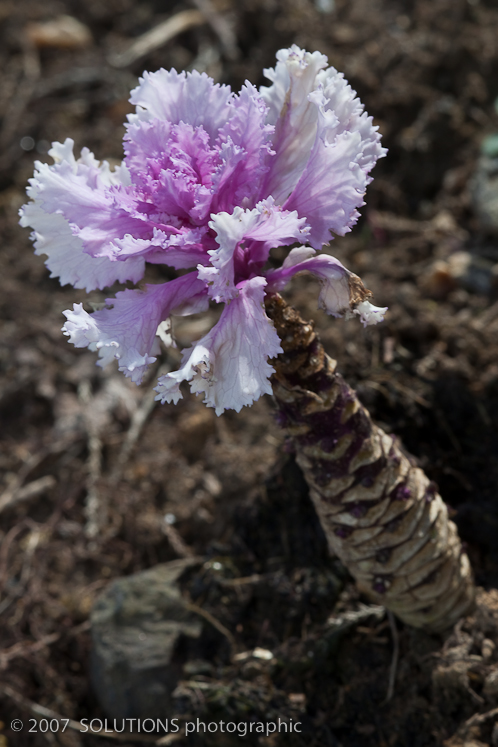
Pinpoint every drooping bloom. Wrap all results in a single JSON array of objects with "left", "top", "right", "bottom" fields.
[{"left": 20, "top": 45, "right": 386, "bottom": 415}]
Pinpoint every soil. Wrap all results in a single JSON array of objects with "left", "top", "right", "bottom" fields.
[{"left": 1, "top": 0, "right": 498, "bottom": 745}]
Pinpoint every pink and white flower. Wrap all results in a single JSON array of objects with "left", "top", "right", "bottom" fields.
[{"left": 20, "top": 45, "right": 386, "bottom": 414}]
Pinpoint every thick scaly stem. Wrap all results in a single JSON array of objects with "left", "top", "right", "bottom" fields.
[{"left": 266, "top": 294, "right": 475, "bottom": 633}]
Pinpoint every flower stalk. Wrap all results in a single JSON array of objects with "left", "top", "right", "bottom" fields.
[{"left": 266, "top": 293, "right": 475, "bottom": 633}]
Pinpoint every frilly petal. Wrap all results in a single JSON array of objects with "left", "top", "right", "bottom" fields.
[
  {"left": 62, "top": 273, "right": 207, "bottom": 383},
  {"left": 284, "top": 129, "right": 368, "bottom": 247},
  {"left": 261, "top": 45, "right": 386, "bottom": 246},
  {"left": 128, "top": 69, "right": 233, "bottom": 141},
  {"left": 25, "top": 139, "right": 151, "bottom": 260},
  {"left": 198, "top": 198, "right": 309, "bottom": 303},
  {"left": 260, "top": 45, "right": 329, "bottom": 202},
  {"left": 213, "top": 82, "right": 274, "bottom": 212},
  {"left": 19, "top": 139, "right": 144, "bottom": 291},
  {"left": 283, "top": 75, "right": 386, "bottom": 245},
  {"left": 351, "top": 299, "right": 388, "bottom": 327},
  {"left": 123, "top": 118, "right": 172, "bottom": 176},
  {"left": 19, "top": 202, "right": 145, "bottom": 292},
  {"left": 111, "top": 226, "right": 207, "bottom": 269},
  {"left": 154, "top": 277, "right": 283, "bottom": 415},
  {"left": 316, "top": 66, "right": 387, "bottom": 176},
  {"left": 266, "top": 248, "right": 387, "bottom": 324}
]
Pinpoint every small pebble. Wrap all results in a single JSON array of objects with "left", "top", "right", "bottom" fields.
[{"left": 482, "top": 638, "right": 495, "bottom": 661}]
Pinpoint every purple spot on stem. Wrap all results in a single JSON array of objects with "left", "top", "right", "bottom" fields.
[
  {"left": 393, "top": 484, "right": 411, "bottom": 501},
  {"left": 321, "top": 436, "right": 339, "bottom": 451},
  {"left": 283, "top": 439, "right": 295, "bottom": 454},
  {"left": 274, "top": 411, "right": 289, "bottom": 428},
  {"left": 334, "top": 525, "right": 353, "bottom": 539},
  {"left": 424, "top": 481, "right": 438, "bottom": 502},
  {"left": 349, "top": 502, "right": 367, "bottom": 519},
  {"left": 373, "top": 579, "right": 386, "bottom": 594},
  {"left": 376, "top": 547, "right": 392, "bottom": 564}
]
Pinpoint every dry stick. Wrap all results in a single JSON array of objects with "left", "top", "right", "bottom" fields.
[
  {"left": 108, "top": 10, "right": 205, "bottom": 68},
  {"left": 0, "top": 438, "right": 75, "bottom": 514},
  {"left": 266, "top": 294, "right": 475, "bottom": 633},
  {"left": 0, "top": 476, "right": 56, "bottom": 515},
  {"left": 78, "top": 380, "right": 104, "bottom": 539},
  {"left": 191, "top": 0, "right": 240, "bottom": 60},
  {"left": 326, "top": 604, "right": 385, "bottom": 635},
  {"left": 185, "top": 601, "right": 236, "bottom": 655},
  {"left": 109, "top": 365, "right": 169, "bottom": 487},
  {"left": 0, "top": 621, "right": 90, "bottom": 669},
  {"left": 162, "top": 521, "right": 196, "bottom": 559},
  {"left": 384, "top": 611, "right": 399, "bottom": 702},
  {"left": 456, "top": 706, "right": 498, "bottom": 739}
]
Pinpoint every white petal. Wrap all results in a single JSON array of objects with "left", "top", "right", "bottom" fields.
[
  {"left": 261, "top": 45, "right": 329, "bottom": 202},
  {"left": 261, "top": 46, "right": 386, "bottom": 246},
  {"left": 20, "top": 197, "right": 144, "bottom": 293},
  {"left": 155, "top": 277, "right": 282, "bottom": 415},
  {"left": 351, "top": 300, "right": 388, "bottom": 327},
  {"left": 317, "top": 66, "right": 387, "bottom": 176}
]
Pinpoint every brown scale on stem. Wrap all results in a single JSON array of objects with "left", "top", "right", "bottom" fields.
[{"left": 266, "top": 293, "right": 475, "bottom": 633}]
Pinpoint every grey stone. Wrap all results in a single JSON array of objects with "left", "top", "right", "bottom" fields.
[
  {"left": 90, "top": 558, "right": 202, "bottom": 721},
  {"left": 470, "top": 156, "right": 498, "bottom": 233}
]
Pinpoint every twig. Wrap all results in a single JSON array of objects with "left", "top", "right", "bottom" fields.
[
  {"left": 0, "top": 633, "right": 60, "bottom": 669},
  {"left": 0, "top": 520, "right": 33, "bottom": 590},
  {"left": 108, "top": 10, "right": 205, "bottom": 68},
  {"left": 109, "top": 365, "right": 168, "bottom": 486},
  {"left": 0, "top": 621, "right": 90, "bottom": 669},
  {"left": 435, "top": 406, "right": 462, "bottom": 453},
  {"left": 326, "top": 604, "right": 385, "bottom": 634},
  {"left": 217, "top": 573, "right": 262, "bottom": 587},
  {"left": 156, "top": 734, "right": 185, "bottom": 746},
  {"left": 384, "top": 611, "right": 399, "bottom": 703},
  {"left": 162, "top": 522, "right": 196, "bottom": 559},
  {"left": 0, "top": 476, "right": 56, "bottom": 514},
  {"left": 190, "top": 0, "right": 239, "bottom": 60},
  {"left": 388, "top": 379, "right": 430, "bottom": 408},
  {"left": 185, "top": 601, "right": 236, "bottom": 653},
  {"left": 0, "top": 438, "right": 77, "bottom": 513},
  {"left": 78, "top": 381, "right": 104, "bottom": 539},
  {"left": 455, "top": 706, "right": 498, "bottom": 740}
]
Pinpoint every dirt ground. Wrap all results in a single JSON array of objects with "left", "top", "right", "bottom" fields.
[{"left": 2, "top": 0, "right": 498, "bottom": 745}]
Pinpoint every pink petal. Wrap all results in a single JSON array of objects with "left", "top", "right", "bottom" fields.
[{"left": 129, "top": 69, "right": 233, "bottom": 141}]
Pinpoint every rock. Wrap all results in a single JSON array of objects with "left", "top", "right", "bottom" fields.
[
  {"left": 422, "top": 251, "right": 498, "bottom": 297},
  {"left": 484, "top": 669, "right": 498, "bottom": 697},
  {"left": 90, "top": 558, "right": 202, "bottom": 721},
  {"left": 482, "top": 638, "right": 495, "bottom": 661},
  {"left": 470, "top": 156, "right": 498, "bottom": 233}
]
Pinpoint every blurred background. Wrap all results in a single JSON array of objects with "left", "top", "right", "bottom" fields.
[{"left": 2, "top": 0, "right": 498, "bottom": 745}]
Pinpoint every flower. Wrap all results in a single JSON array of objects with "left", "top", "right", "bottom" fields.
[{"left": 20, "top": 45, "right": 387, "bottom": 415}]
